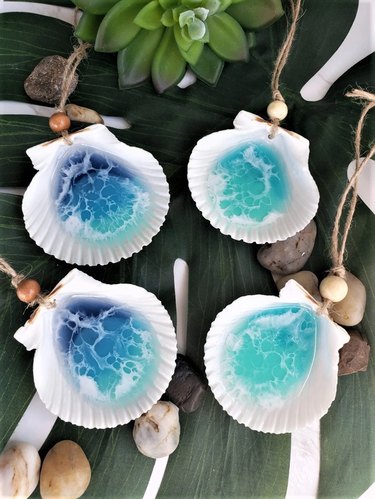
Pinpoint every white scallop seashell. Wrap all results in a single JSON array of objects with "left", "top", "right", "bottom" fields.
[
  {"left": 204, "top": 280, "right": 349, "bottom": 434},
  {"left": 188, "top": 111, "right": 319, "bottom": 244},
  {"left": 14, "top": 269, "right": 177, "bottom": 429},
  {"left": 23, "top": 125, "right": 169, "bottom": 265}
]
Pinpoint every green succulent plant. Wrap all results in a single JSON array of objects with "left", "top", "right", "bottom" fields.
[{"left": 73, "top": 0, "right": 284, "bottom": 93}]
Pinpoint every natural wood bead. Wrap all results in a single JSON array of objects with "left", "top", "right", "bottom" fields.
[
  {"left": 319, "top": 275, "right": 348, "bottom": 302},
  {"left": 16, "top": 279, "right": 41, "bottom": 303},
  {"left": 49, "top": 112, "right": 71, "bottom": 133},
  {"left": 267, "top": 100, "right": 288, "bottom": 121}
]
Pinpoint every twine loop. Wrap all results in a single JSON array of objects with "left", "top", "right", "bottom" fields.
[
  {"left": 55, "top": 40, "right": 91, "bottom": 144},
  {"left": 320, "top": 89, "right": 375, "bottom": 313},
  {"left": 268, "top": 0, "right": 303, "bottom": 137}
]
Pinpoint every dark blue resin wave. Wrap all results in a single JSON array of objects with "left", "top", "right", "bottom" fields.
[
  {"left": 54, "top": 146, "right": 150, "bottom": 242},
  {"left": 55, "top": 297, "right": 158, "bottom": 404}
]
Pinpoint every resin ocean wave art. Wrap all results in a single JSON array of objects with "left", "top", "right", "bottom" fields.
[
  {"left": 23, "top": 125, "right": 169, "bottom": 265},
  {"left": 14, "top": 270, "right": 177, "bottom": 429},
  {"left": 55, "top": 146, "right": 150, "bottom": 243},
  {"left": 204, "top": 280, "right": 349, "bottom": 433},
  {"left": 188, "top": 111, "right": 319, "bottom": 244}
]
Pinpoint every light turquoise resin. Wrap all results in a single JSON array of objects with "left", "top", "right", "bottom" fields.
[
  {"left": 56, "top": 297, "right": 158, "bottom": 404},
  {"left": 54, "top": 145, "right": 150, "bottom": 242},
  {"left": 208, "top": 142, "right": 288, "bottom": 223},
  {"left": 222, "top": 304, "right": 317, "bottom": 404}
]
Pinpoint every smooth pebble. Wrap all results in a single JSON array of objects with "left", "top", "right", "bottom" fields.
[
  {"left": 65, "top": 104, "right": 104, "bottom": 125},
  {"left": 330, "top": 271, "right": 366, "bottom": 326},
  {"left": 40, "top": 440, "right": 91, "bottom": 499},
  {"left": 133, "top": 401, "right": 180, "bottom": 459},
  {"left": 165, "top": 354, "right": 207, "bottom": 413},
  {"left": 0, "top": 442, "right": 41, "bottom": 499},
  {"left": 257, "top": 220, "right": 317, "bottom": 275},
  {"left": 275, "top": 271, "right": 321, "bottom": 300},
  {"left": 338, "top": 330, "right": 370, "bottom": 375}
]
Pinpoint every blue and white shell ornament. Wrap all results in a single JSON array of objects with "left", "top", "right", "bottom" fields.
[
  {"left": 14, "top": 269, "right": 177, "bottom": 429},
  {"left": 23, "top": 125, "right": 169, "bottom": 265},
  {"left": 188, "top": 111, "right": 320, "bottom": 244}
]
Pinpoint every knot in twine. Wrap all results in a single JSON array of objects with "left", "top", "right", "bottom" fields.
[
  {"left": 0, "top": 258, "right": 55, "bottom": 309},
  {"left": 56, "top": 40, "right": 91, "bottom": 144},
  {"left": 269, "top": 0, "right": 303, "bottom": 138},
  {"left": 321, "top": 88, "right": 375, "bottom": 313}
]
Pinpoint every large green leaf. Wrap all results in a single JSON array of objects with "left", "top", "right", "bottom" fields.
[{"left": 1, "top": 1, "right": 374, "bottom": 498}]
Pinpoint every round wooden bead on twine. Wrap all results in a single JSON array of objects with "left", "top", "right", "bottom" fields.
[
  {"left": 0, "top": 258, "right": 54, "bottom": 308},
  {"left": 320, "top": 89, "right": 375, "bottom": 314}
]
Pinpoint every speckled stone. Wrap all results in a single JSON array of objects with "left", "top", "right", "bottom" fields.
[
  {"left": 338, "top": 330, "right": 370, "bottom": 375},
  {"left": 257, "top": 220, "right": 317, "bottom": 275},
  {"left": 165, "top": 354, "right": 207, "bottom": 413},
  {"left": 24, "top": 56, "right": 78, "bottom": 104},
  {"left": 330, "top": 271, "right": 366, "bottom": 326},
  {"left": 0, "top": 442, "right": 41, "bottom": 499},
  {"left": 40, "top": 440, "right": 91, "bottom": 499},
  {"left": 133, "top": 401, "right": 180, "bottom": 459}
]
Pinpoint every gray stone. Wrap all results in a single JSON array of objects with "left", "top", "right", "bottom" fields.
[
  {"left": 24, "top": 56, "right": 78, "bottom": 104},
  {"left": 338, "top": 330, "right": 370, "bottom": 375},
  {"left": 257, "top": 220, "right": 317, "bottom": 275},
  {"left": 165, "top": 354, "right": 207, "bottom": 413}
]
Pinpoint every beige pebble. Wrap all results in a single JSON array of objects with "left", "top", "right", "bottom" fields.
[
  {"left": 330, "top": 271, "right": 366, "bottom": 326},
  {"left": 0, "top": 442, "right": 41, "bottom": 499},
  {"left": 40, "top": 440, "right": 91, "bottom": 499},
  {"left": 276, "top": 271, "right": 321, "bottom": 300},
  {"left": 65, "top": 104, "right": 104, "bottom": 125}
]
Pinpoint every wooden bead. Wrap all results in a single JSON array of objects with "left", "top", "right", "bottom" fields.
[
  {"left": 49, "top": 112, "right": 71, "bottom": 133},
  {"left": 16, "top": 279, "right": 41, "bottom": 303},
  {"left": 267, "top": 100, "right": 288, "bottom": 121},
  {"left": 319, "top": 275, "right": 348, "bottom": 302}
]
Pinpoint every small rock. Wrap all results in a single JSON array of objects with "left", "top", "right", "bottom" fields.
[
  {"left": 330, "top": 271, "right": 366, "bottom": 326},
  {"left": 133, "top": 401, "right": 180, "bottom": 459},
  {"left": 65, "top": 104, "right": 104, "bottom": 125},
  {"left": 0, "top": 442, "right": 41, "bottom": 499},
  {"left": 257, "top": 220, "right": 317, "bottom": 275},
  {"left": 276, "top": 271, "right": 321, "bottom": 300},
  {"left": 40, "top": 440, "right": 91, "bottom": 499},
  {"left": 165, "top": 354, "right": 207, "bottom": 413},
  {"left": 24, "top": 56, "right": 78, "bottom": 104},
  {"left": 338, "top": 330, "right": 370, "bottom": 375}
]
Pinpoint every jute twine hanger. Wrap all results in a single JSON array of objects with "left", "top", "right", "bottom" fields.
[
  {"left": 267, "top": 0, "right": 303, "bottom": 138},
  {"left": 319, "top": 89, "right": 375, "bottom": 314}
]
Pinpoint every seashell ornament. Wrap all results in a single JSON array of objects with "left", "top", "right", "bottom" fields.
[
  {"left": 14, "top": 269, "right": 177, "bottom": 429},
  {"left": 204, "top": 280, "right": 349, "bottom": 434},
  {"left": 23, "top": 124, "right": 169, "bottom": 265},
  {"left": 188, "top": 111, "right": 319, "bottom": 244}
]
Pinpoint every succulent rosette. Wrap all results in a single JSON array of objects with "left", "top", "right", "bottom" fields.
[{"left": 73, "top": 0, "right": 284, "bottom": 93}]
